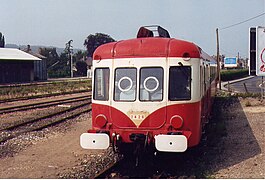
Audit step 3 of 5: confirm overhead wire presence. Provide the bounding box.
[218,10,265,58]
[220,12,265,30]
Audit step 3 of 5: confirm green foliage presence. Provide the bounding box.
[74,50,86,62]
[39,47,59,68]
[35,33,115,78]
[75,61,87,76]
[220,69,249,81]
[39,47,71,78]
[0,32,5,48]
[84,33,115,57]
[73,50,87,77]
[235,92,261,98]
[40,46,88,78]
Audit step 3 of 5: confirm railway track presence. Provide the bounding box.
[0,101,91,144]
[0,95,91,114]
[92,132,215,179]
[94,149,206,179]
[93,157,123,179]
[94,155,157,179]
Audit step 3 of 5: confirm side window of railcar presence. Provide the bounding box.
[169,66,191,101]
[140,67,163,101]
[94,68,110,101]
[114,68,137,101]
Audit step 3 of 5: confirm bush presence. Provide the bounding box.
[221,69,249,81]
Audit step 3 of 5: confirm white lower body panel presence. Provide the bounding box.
[155,135,187,152]
[80,133,110,149]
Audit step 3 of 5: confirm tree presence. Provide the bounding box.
[73,50,87,76]
[39,47,70,78]
[57,52,70,77]
[84,33,115,57]
[39,47,59,69]
[74,50,85,61]
[75,60,87,76]
[0,32,5,48]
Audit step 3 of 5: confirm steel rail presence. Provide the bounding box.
[0,102,91,144]
[94,157,123,179]
[0,95,91,114]
[0,100,91,131]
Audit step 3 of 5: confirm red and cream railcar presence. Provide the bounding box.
[80,26,217,153]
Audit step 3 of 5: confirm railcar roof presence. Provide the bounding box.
[93,37,214,61]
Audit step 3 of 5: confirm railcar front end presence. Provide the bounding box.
[80,26,217,154]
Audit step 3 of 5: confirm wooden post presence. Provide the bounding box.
[257,77,265,101]
[243,82,249,93]
[216,28,221,90]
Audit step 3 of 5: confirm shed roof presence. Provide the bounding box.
[0,48,41,61]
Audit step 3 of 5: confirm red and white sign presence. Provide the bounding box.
[256,27,265,76]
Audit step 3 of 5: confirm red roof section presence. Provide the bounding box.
[93,38,202,60]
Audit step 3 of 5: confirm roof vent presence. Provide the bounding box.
[137,25,170,38]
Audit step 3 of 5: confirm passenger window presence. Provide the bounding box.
[140,67,163,101]
[93,68,110,101]
[169,66,191,101]
[114,68,137,101]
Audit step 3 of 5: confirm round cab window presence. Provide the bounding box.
[143,76,159,92]
[118,76,133,92]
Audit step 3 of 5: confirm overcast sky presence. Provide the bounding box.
[0,0,264,58]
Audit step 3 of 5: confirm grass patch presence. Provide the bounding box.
[217,90,262,98]
[0,79,92,101]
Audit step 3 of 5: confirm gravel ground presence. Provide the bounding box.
[0,112,119,178]
[212,97,265,178]
[0,96,264,178]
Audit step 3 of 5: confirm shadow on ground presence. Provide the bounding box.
[155,96,261,178]
[110,96,262,178]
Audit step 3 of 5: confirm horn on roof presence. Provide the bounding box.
[137,25,170,38]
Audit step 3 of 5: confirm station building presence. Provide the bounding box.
[0,48,41,83]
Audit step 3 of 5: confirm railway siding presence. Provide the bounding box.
[0,102,91,145]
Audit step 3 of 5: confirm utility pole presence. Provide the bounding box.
[237,52,240,67]
[216,28,221,90]
[70,51,73,78]
[66,40,73,78]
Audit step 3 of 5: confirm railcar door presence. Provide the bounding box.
[110,58,167,129]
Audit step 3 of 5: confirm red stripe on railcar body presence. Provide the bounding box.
[91,101,202,147]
